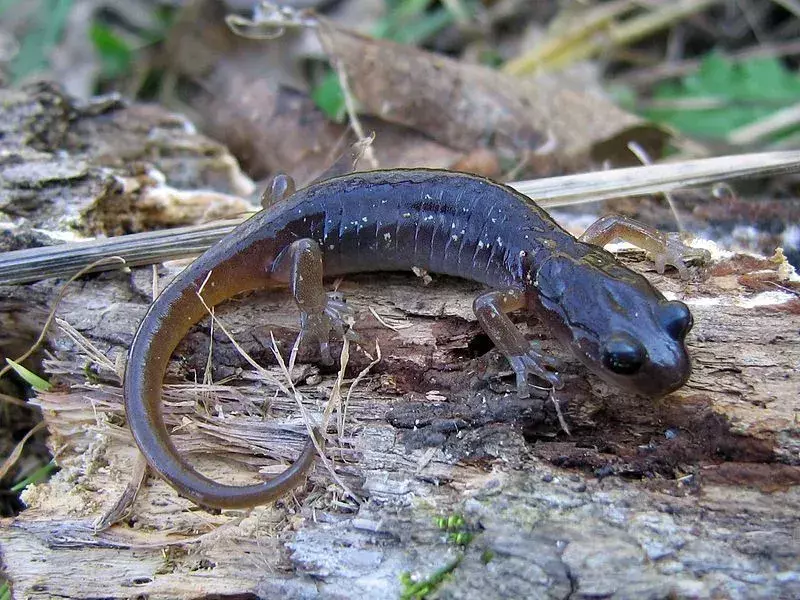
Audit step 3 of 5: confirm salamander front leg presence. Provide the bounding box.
[473,289,562,398]
[271,239,356,365]
[579,215,709,280]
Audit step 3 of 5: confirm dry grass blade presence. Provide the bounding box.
[771,0,800,19]
[727,102,800,146]
[1,152,799,286]
[367,306,413,331]
[0,392,35,409]
[195,272,288,395]
[504,0,720,75]
[0,421,46,481]
[321,336,349,440]
[0,256,126,383]
[92,454,148,532]
[0,220,241,285]
[513,150,800,207]
[324,35,379,171]
[503,0,637,75]
[617,40,800,88]
[550,390,571,437]
[56,319,119,378]
[342,341,382,442]
[193,282,360,503]
[626,141,684,231]
[268,332,361,504]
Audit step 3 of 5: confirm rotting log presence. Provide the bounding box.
[0,83,799,599]
[1,247,799,599]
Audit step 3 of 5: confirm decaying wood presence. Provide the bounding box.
[0,82,255,240]
[1,85,799,600]
[1,243,799,599]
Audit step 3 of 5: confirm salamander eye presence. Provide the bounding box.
[602,334,646,375]
[660,301,693,340]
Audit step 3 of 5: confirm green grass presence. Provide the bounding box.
[311,70,347,122]
[641,52,800,142]
[9,0,74,83]
[3,0,174,91]
[11,459,58,493]
[400,555,462,600]
[90,23,134,81]
[373,0,457,45]
[5,359,51,392]
[397,512,479,598]
[311,0,476,120]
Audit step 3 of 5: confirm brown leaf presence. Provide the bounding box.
[317,22,668,167]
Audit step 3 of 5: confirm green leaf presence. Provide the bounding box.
[375,1,454,45]
[6,359,51,392]
[315,0,477,122]
[399,7,452,45]
[311,70,346,122]
[10,0,74,83]
[644,52,800,142]
[90,23,133,79]
[0,0,25,19]
[11,459,58,493]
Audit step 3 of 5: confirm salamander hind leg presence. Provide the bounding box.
[473,289,562,398]
[271,238,356,365]
[579,215,709,280]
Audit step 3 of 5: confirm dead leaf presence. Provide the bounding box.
[317,21,668,167]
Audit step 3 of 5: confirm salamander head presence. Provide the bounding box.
[531,251,693,397]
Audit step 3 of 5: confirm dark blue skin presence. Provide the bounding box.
[124,169,694,508]
[532,248,692,396]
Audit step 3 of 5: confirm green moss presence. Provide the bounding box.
[400,555,462,600]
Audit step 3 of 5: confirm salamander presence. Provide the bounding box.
[124,169,697,509]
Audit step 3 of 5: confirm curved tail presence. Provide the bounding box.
[123,253,318,509]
